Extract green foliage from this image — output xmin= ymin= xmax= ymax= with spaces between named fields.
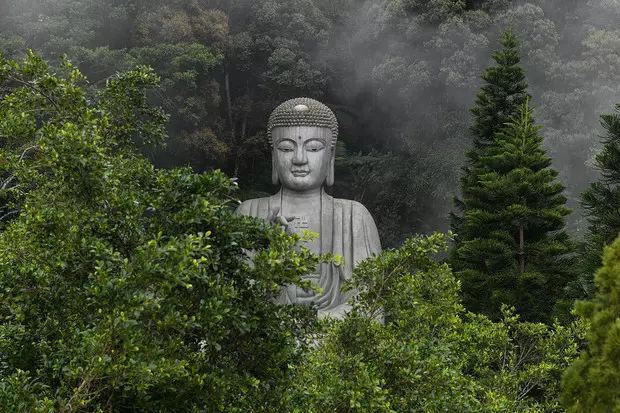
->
xmin=561 ymin=234 xmax=620 ymax=412
xmin=285 ymin=233 xmax=586 ymax=412
xmin=0 ymin=50 xmax=167 ymax=225
xmin=0 ymin=54 xmax=587 ymax=410
xmin=577 ymin=103 xmax=620 ymax=297
xmin=452 ymin=27 xmax=531 ymax=242
xmin=0 ymin=53 xmax=322 ymax=412
xmin=453 ymin=100 xmax=576 ymax=323
xmin=0 ymin=2 xmax=615 ymax=408
xmin=469 ymin=28 xmax=531 ymax=159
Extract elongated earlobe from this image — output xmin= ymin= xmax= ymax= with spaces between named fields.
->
xmin=326 ymin=151 xmax=335 ymax=187
xmin=272 ymin=155 xmax=279 ymax=185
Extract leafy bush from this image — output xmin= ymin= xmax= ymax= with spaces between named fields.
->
xmin=285 ymin=233 xmax=586 ymax=412
xmin=562 ymin=234 xmax=620 ymax=412
xmin=0 ymin=52 xmax=321 ymax=412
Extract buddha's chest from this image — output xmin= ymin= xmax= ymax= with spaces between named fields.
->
xmin=287 ymin=213 xmax=321 ymax=235
xmin=287 ymin=214 xmax=314 ymax=230
xmin=279 ymin=203 xmax=323 ymax=251
xmin=289 ymin=215 xmax=322 ymax=255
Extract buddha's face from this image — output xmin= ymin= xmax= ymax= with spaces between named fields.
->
xmin=272 ymin=126 xmax=333 ymax=191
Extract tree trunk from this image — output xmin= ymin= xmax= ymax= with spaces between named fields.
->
xmin=225 ymin=72 xmax=235 ymax=137
xmin=234 ymin=113 xmax=248 ymax=178
xmin=225 ymin=71 xmax=238 ymax=176
xmin=519 ymin=221 xmax=525 ymax=275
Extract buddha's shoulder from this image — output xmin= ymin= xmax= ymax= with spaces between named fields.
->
xmin=235 ymin=197 xmax=271 ymax=216
xmin=333 ymin=198 xmax=374 ymax=216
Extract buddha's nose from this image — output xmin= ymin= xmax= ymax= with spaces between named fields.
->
xmin=292 ymin=145 xmax=307 ymax=165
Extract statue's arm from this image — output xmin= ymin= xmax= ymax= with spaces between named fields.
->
xmin=235 ymin=199 xmax=252 ymax=216
xmin=355 ymin=202 xmax=382 ymax=254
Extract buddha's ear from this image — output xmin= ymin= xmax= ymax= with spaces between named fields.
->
xmin=326 ymin=149 xmax=335 ymax=187
xmin=272 ymin=154 xmax=279 ymax=185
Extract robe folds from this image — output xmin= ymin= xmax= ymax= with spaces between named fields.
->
xmin=236 ymin=190 xmax=381 ymax=314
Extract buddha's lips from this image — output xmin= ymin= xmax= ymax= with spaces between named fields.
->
xmin=291 ymin=171 xmax=310 ymax=177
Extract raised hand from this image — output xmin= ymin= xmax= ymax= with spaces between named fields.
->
xmin=267 ymin=206 xmax=296 ymax=235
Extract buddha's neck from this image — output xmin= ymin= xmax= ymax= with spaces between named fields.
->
xmin=280 ymin=186 xmax=323 ymax=209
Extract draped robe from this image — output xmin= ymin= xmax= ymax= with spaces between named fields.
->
xmin=236 ymin=190 xmax=381 ymax=316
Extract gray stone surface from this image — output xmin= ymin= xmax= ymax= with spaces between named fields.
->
xmin=236 ymin=97 xmax=381 ymax=318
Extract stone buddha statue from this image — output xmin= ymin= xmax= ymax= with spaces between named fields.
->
xmin=235 ymin=97 xmax=381 ymax=318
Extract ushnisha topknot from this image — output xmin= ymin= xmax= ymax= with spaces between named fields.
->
xmin=267 ymin=97 xmax=338 ymax=148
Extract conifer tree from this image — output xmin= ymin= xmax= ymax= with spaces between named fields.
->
xmin=561 ymin=234 xmax=620 ymax=413
xmin=451 ymin=28 xmax=531 ymax=242
xmin=453 ymin=100 xmax=576 ymax=323
xmin=577 ymin=104 xmax=620 ymax=296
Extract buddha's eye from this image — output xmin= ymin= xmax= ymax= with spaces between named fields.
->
xmin=277 ymin=141 xmax=295 ymax=152
xmin=306 ymin=140 xmax=326 ymax=152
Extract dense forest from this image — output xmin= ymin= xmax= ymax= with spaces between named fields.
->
xmin=1 ymin=0 xmax=620 ymax=411
xmin=2 ymin=0 xmax=619 ymax=246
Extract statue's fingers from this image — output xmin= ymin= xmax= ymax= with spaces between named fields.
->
xmin=284 ymin=215 xmax=296 ymax=222
xmin=267 ymin=206 xmax=280 ymax=222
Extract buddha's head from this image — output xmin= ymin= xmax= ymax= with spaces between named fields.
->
xmin=267 ymin=97 xmax=338 ymax=191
